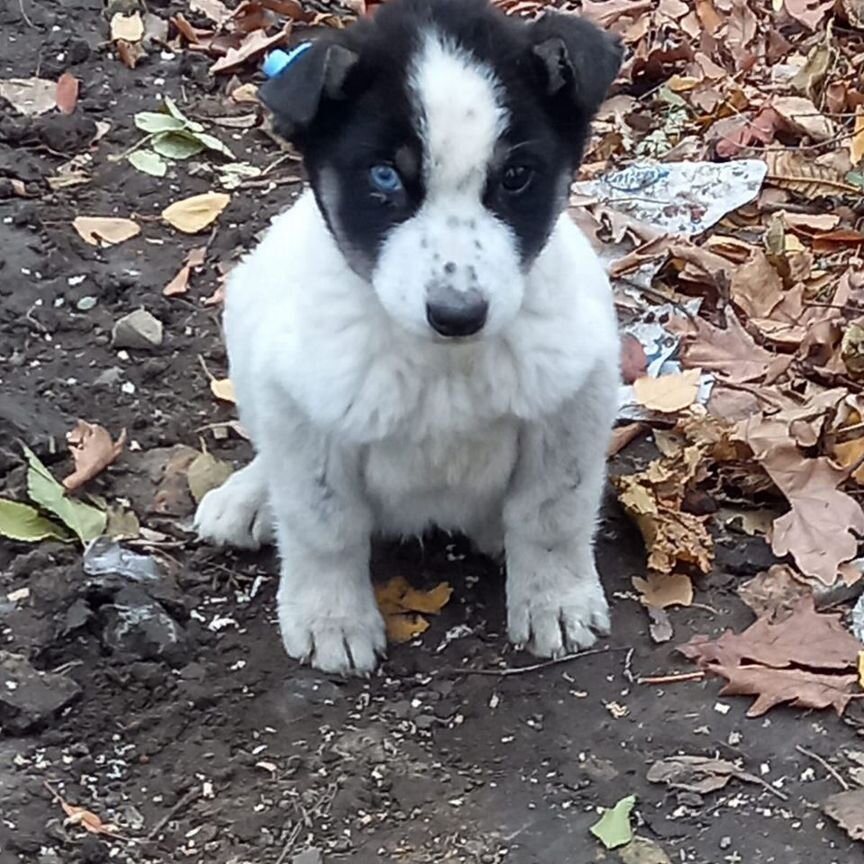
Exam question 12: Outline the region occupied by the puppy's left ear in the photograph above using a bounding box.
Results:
[529,13,623,115]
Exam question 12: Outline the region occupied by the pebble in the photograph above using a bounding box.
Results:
[0,651,81,734]
[111,308,163,350]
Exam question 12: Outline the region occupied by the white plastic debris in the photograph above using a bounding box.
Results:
[572,159,767,237]
[851,591,864,643]
[618,299,714,420]
[83,538,161,583]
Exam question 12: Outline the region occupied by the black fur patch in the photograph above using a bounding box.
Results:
[260,0,621,273]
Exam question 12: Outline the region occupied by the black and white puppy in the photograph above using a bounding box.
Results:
[195,0,623,675]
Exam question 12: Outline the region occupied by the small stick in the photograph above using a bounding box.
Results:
[146,789,200,841]
[639,671,705,685]
[795,745,850,791]
[442,646,629,677]
[274,822,303,864]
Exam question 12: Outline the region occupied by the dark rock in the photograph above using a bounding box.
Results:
[0,652,81,734]
[100,586,190,666]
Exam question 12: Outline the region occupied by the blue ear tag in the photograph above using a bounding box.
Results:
[262,42,313,79]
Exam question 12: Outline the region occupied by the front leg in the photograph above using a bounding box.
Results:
[258,412,385,676]
[504,364,617,657]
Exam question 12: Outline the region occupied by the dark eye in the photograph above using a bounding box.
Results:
[501,164,534,194]
[369,164,404,194]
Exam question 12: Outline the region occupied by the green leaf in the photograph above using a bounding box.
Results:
[134,111,186,134]
[129,149,168,177]
[847,171,864,190]
[195,131,234,159]
[23,445,106,543]
[152,131,205,160]
[0,499,72,543]
[164,96,204,133]
[589,795,636,850]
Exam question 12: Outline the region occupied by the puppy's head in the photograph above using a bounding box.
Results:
[260,0,621,340]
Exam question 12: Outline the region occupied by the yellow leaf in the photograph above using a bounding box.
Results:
[852,108,864,166]
[110,12,144,43]
[859,651,864,690]
[162,192,231,234]
[632,573,694,609]
[633,369,701,414]
[374,577,453,643]
[210,377,236,403]
[72,216,140,247]
[385,613,430,643]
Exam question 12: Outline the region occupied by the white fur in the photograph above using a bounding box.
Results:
[374,35,524,337]
[195,188,620,675]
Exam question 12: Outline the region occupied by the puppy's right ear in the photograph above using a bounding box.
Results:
[259,40,360,140]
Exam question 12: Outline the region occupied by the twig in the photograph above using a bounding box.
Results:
[274,822,303,864]
[442,646,629,677]
[639,671,705,685]
[623,648,635,683]
[146,789,200,841]
[18,0,35,28]
[795,745,850,791]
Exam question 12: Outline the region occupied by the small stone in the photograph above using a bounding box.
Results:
[100,586,189,666]
[719,836,732,850]
[0,651,81,734]
[76,295,97,311]
[111,308,163,350]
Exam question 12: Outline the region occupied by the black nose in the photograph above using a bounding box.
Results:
[426,298,488,337]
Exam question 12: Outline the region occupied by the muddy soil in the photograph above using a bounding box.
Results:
[1,3,862,863]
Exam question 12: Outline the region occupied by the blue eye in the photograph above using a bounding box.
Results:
[369,164,403,194]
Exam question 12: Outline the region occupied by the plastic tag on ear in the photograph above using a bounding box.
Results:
[262,42,313,79]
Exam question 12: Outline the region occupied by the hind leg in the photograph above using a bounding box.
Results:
[194,456,275,550]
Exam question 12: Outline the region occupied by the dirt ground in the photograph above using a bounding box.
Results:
[1,2,863,863]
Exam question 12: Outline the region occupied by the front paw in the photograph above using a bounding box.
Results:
[278,594,387,677]
[507,565,609,658]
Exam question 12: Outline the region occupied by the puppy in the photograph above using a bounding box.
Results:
[195,0,623,675]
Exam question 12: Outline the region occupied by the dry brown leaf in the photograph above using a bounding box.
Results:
[162,193,230,234]
[824,789,864,842]
[647,755,764,795]
[608,422,648,457]
[149,445,199,516]
[771,95,834,141]
[852,107,864,166]
[72,217,140,247]
[110,12,144,42]
[375,576,452,643]
[632,572,693,608]
[190,0,233,25]
[764,151,859,197]
[46,783,120,838]
[186,451,233,503]
[680,308,775,384]
[633,369,701,414]
[681,598,861,716]
[55,73,79,115]
[736,410,864,586]
[737,564,812,621]
[730,250,785,319]
[116,39,146,69]
[164,247,207,297]
[63,421,127,492]
[783,0,835,29]
[210,25,292,74]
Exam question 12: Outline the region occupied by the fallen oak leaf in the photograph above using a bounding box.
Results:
[385,613,430,643]
[647,755,765,796]
[164,247,207,297]
[711,664,858,717]
[63,421,127,492]
[374,576,453,643]
[72,217,140,247]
